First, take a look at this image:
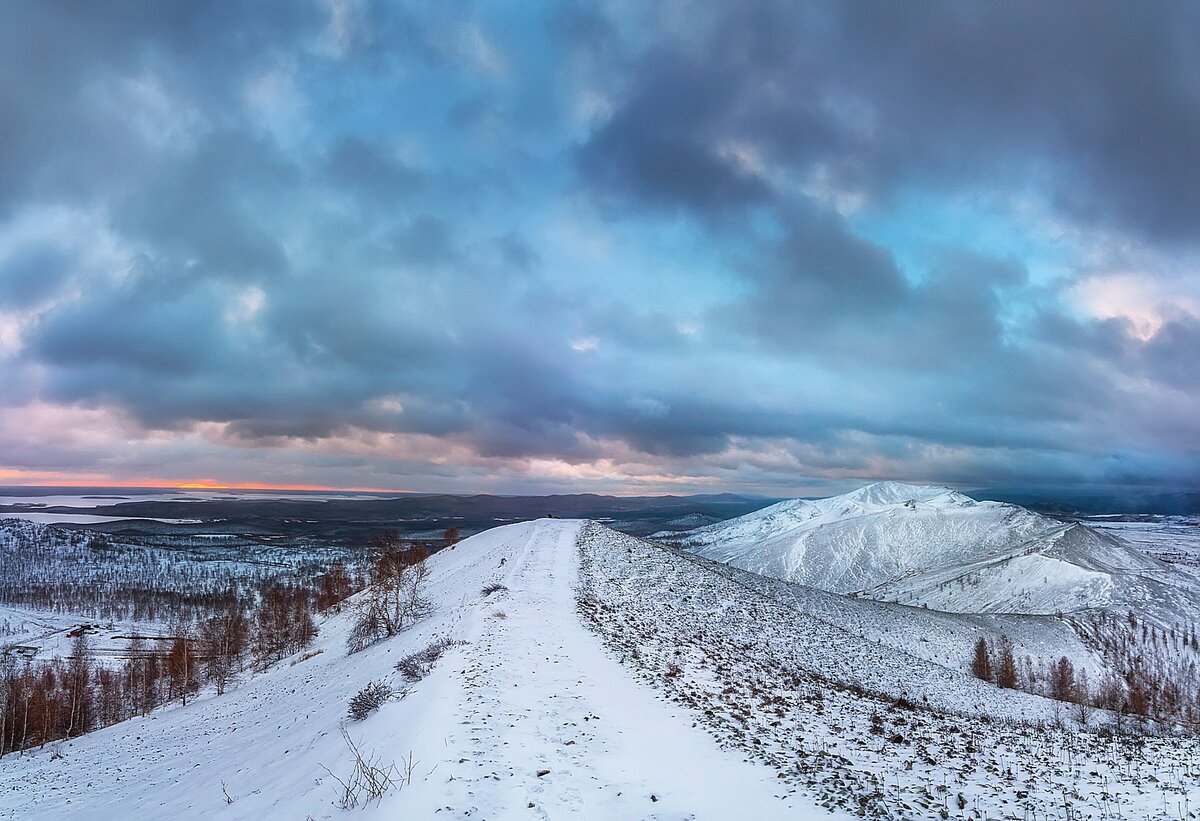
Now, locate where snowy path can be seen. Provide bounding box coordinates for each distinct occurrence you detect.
[401,518,821,820]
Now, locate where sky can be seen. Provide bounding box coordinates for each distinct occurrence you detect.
[1,0,1199,496]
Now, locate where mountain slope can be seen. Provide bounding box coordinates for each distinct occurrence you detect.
[670,481,1194,616]
[578,524,1200,818]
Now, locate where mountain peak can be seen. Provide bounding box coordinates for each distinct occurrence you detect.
[838,481,965,508]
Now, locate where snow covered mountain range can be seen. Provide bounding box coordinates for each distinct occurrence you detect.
[667,481,1200,620]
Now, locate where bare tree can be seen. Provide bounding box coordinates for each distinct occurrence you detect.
[65,632,94,737]
[316,562,354,612]
[201,605,249,695]
[1073,668,1094,726]
[348,533,431,653]
[167,624,198,705]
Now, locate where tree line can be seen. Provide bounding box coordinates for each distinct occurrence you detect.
[0,524,457,757]
[970,615,1200,733]
[0,566,359,756]
[0,525,458,758]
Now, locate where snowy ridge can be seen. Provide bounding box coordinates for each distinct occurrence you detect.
[0,520,832,820]
[3,518,1198,820]
[671,481,1199,618]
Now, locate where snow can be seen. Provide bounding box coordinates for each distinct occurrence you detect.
[578,523,1200,819]
[669,482,1200,620]
[0,603,166,669]
[400,519,822,819]
[4,515,1198,820]
[0,519,835,820]
[670,482,1053,596]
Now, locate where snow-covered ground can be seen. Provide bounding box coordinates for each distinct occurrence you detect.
[0,519,836,820]
[579,524,1200,819]
[0,603,166,668]
[1088,516,1200,572]
[0,518,346,629]
[4,517,1198,820]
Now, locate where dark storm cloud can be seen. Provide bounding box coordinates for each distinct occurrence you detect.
[30,261,228,376]
[0,245,73,307]
[1139,317,1200,389]
[0,1,321,213]
[1,0,1198,491]
[576,0,1200,242]
[391,215,459,267]
[830,0,1200,242]
[325,137,425,206]
[115,132,297,282]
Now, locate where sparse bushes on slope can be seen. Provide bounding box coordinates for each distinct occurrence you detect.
[576,522,1200,819]
[396,637,463,682]
[347,680,396,721]
[966,626,1200,732]
[322,729,415,808]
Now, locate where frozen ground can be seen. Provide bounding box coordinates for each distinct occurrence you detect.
[0,519,834,820]
[1088,517,1200,573]
[0,603,166,668]
[0,518,345,626]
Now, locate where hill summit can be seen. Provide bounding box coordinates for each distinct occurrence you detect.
[669,481,1194,617]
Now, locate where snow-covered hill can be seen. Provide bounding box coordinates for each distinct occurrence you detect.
[579,524,1200,817]
[669,481,1200,618]
[3,518,1197,820]
[0,520,835,820]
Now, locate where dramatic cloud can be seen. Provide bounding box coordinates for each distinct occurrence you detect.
[0,0,1198,494]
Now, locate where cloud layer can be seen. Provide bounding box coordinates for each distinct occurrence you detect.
[1,0,1198,494]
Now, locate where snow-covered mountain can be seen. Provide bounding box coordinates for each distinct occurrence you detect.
[670,481,1197,617]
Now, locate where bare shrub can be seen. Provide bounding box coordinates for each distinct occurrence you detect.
[290,648,324,666]
[347,680,395,721]
[396,637,464,682]
[347,532,432,654]
[481,583,507,596]
[322,729,414,809]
